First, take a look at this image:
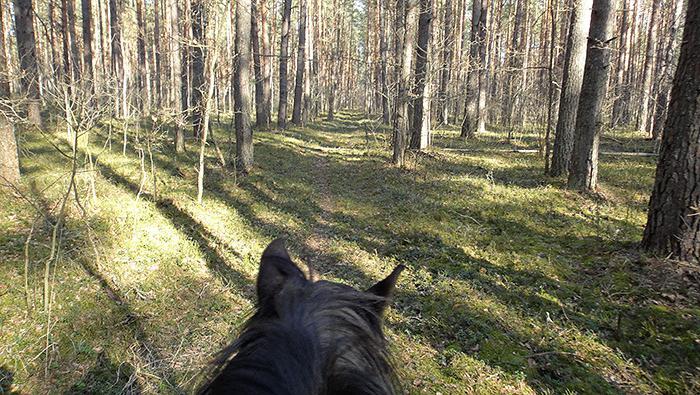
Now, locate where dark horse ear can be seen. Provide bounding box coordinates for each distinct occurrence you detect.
[257,239,306,306]
[366,265,405,314]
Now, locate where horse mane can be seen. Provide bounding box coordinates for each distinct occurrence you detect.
[197,277,400,395]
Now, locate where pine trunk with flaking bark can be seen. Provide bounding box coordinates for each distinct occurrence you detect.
[610,0,630,127]
[252,0,265,127]
[502,0,527,133]
[378,0,390,123]
[460,0,488,138]
[437,0,453,125]
[235,0,254,172]
[550,0,592,176]
[136,0,151,112]
[182,0,192,119]
[110,0,125,116]
[641,0,700,262]
[392,0,419,166]
[291,0,307,125]
[169,0,184,152]
[190,0,206,137]
[0,4,19,184]
[409,0,433,150]
[82,0,95,84]
[637,0,660,134]
[567,0,617,191]
[98,0,110,77]
[153,0,162,105]
[13,0,42,126]
[327,2,340,121]
[251,0,272,128]
[651,0,682,141]
[65,0,80,81]
[49,0,62,78]
[278,0,292,129]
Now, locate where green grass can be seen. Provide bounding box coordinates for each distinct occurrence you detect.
[1,112,698,394]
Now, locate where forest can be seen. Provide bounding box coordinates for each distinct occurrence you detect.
[0,0,698,392]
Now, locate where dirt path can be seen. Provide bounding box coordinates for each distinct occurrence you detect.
[300,151,338,279]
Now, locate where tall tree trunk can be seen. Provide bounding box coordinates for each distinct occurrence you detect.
[392,0,419,166]
[567,0,617,191]
[502,0,527,134]
[291,0,307,125]
[197,47,219,204]
[65,0,80,80]
[0,4,19,184]
[641,0,699,262]
[252,0,266,127]
[251,0,272,128]
[610,0,630,127]
[13,0,42,126]
[409,0,433,149]
[327,1,340,121]
[109,0,125,117]
[436,0,453,125]
[153,0,162,105]
[136,0,151,112]
[637,0,660,134]
[235,0,254,172]
[169,0,184,152]
[190,0,206,137]
[49,0,62,79]
[277,0,292,129]
[651,0,683,141]
[81,0,95,84]
[378,0,390,123]
[550,0,592,176]
[460,0,488,138]
[182,0,192,121]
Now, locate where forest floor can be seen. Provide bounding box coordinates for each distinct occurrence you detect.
[1,112,698,394]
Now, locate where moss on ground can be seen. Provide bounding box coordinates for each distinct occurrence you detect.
[1,112,697,394]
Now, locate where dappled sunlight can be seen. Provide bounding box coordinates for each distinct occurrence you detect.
[2,112,697,393]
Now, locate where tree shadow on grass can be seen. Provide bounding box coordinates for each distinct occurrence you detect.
[0,366,15,395]
[90,114,687,392]
[97,163,254,300]
[67,353,141,395]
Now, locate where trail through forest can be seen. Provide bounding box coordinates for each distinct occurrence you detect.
[2,112,697,394]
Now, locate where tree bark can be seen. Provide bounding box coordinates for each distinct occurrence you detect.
[610,0,631,127]
[153,0,162,105]
[291,0,308,125]
[378,0,390,123]
[277,0,292,129]
[136,0,152,112]
[252,0,272,128]
[567,0,617,191]
[168,0,184,152]
[392,0,419,166]
[82,0,95,83]
[651,0,683,141]
[502,0,527,134]
[235,0,254,172]
[460,0,488,138]
[0,7,19,184]
[436,0,453,125]
[637,0,660,135]
[13,0,42,126]
[190,0,206,137]
[409,0,433,150]
[109,0,125,117]
[550,0,592,176]
[641,0,700,262]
